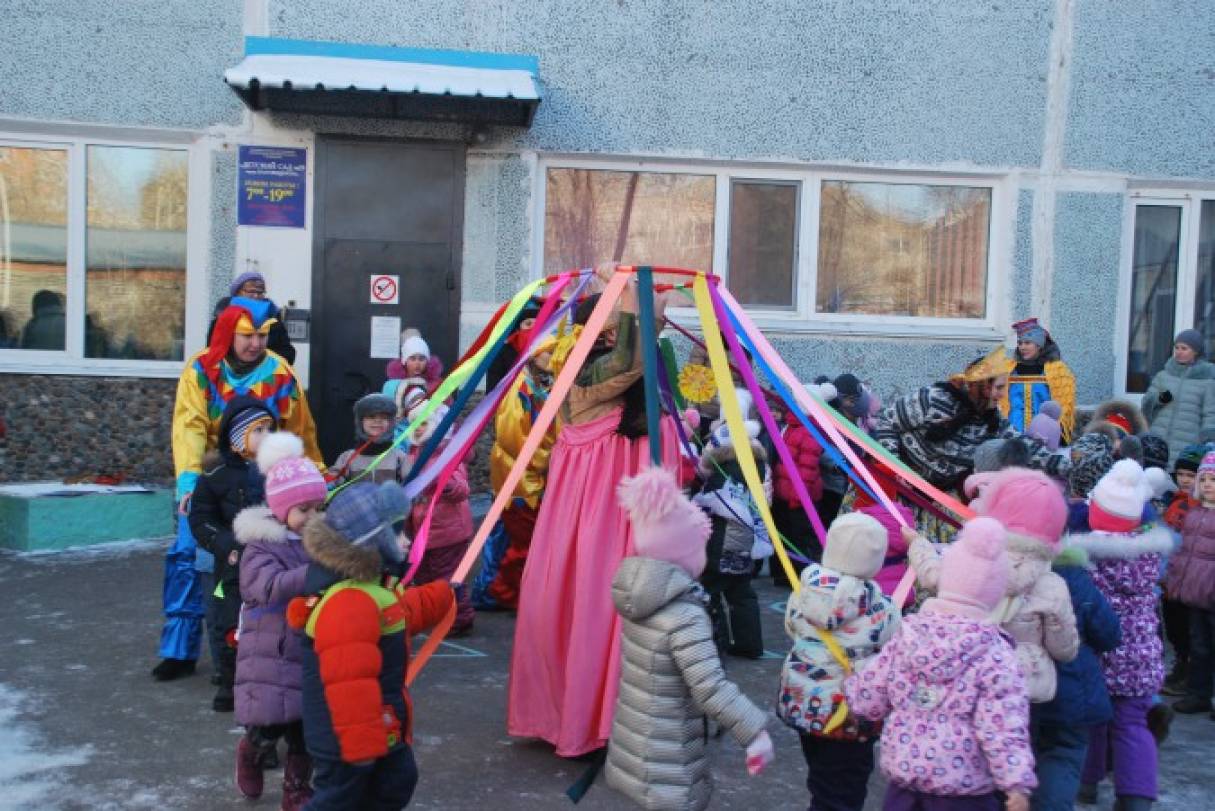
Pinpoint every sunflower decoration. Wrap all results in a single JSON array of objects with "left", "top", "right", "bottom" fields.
[{"left": 679, "top": 363, "right": 716, "bottom": 404}]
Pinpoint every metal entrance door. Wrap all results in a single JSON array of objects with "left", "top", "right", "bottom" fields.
[{"left": 311, "top": 139, "right": 464, "bottom": 462}]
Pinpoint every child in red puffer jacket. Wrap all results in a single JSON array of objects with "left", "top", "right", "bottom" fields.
[{"left": 771, "top": 395, "right": 824, "bottom": 588}]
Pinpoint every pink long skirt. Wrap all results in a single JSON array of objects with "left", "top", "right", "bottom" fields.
[{"left": 506, "top": 407, "right": 681, "bottom": 756}]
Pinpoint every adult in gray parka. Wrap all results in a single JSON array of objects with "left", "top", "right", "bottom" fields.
[
  {"left": 606, "top": 466, "right": 773, "bottom": 811},
  {"left": 1142, "top": 329, "right": 1215, "bottom": 464}
]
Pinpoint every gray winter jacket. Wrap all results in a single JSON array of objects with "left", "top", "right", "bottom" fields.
[
  {"left": 605, "top": 557, "right": 769, "bottom": 811},
  {"left": 1141, "top": 358, "right": 1215, "bottom": 464}
]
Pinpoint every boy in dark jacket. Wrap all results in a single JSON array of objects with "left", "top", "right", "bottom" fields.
[
  {"left": 189, "top": 395, "right": 275, "bottom": 712},
  {"left": 1033, "top": 546, "right": 1122, "bottom": 811},
  {"left": 294, "top": 481, "right": 455, "bottom": 810}
]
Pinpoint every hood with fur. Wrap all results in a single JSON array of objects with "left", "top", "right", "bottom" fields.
[
  {"left": 301, "top": 513, "right": 383, "bottom": 582},
  {"left": 1085, "top": 400, "right": 1148, "bottom": 438},
  {"left": 233, "top": 505, "right": 289, "bottom": 546},
  {"left": 696, "top": 438, "right": 767, "bottom": 475},
  {"left": 1064, "top": 525, "right": 1174, "bottom": 561}
]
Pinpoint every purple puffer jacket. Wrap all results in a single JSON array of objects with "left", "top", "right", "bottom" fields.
[
  {"left": 1166, "top": 505, "right": 1215, "bottom": 610},
  {"left": 233, "top": 506, "right": 310, "bottom": 727},
  {"left": 1067, "top": 526, "right": 1173, "bottom": 697},
  {"left": 845, "top": 606, "right": 1037, "bottom": 797}
]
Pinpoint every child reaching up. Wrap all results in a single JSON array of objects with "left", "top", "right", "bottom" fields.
[
  {"left": 777, "top": 512, "right": 900, "bottom": 811},
  {"left": 846, "top": 516, "right": 1037, "bottom": 811},
  {"left": 605, "top": 466, "right": 773, "bottom": 811},
  {"left": 329, "top": 393, "right": 411, "bottom": 486}
]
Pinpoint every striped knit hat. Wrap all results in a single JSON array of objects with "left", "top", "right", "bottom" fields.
[{"left": 228, "top": 407, "right": 274, "bottom": 459}]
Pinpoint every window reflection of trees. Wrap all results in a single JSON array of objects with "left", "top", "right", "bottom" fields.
[
  {"left": 86, "top": 147, "right": 188, "bottom": 361},
  {"left": 817, "top": 181, "right": 990, "bottom": 318}
]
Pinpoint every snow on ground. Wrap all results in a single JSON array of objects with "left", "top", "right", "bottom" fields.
[{"left": 0, "top": 685, "right": 92, "bottom": 811}]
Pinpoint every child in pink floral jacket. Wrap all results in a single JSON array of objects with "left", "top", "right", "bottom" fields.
[{"left": 846, "top": 516, "right": 1036, "bottom": 811}]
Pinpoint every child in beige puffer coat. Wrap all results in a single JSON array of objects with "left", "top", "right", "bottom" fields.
[{"left": 909, "top": 467, "right": 1079, "bottom": 702}]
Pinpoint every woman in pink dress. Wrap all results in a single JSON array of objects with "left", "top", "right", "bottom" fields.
[{"left": 508, "top": 272, "right": 680, "bottom": 757}]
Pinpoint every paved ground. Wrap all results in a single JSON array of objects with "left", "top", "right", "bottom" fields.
[{"left": 2, "top": 538, "right": 1214, "bottom": 811}]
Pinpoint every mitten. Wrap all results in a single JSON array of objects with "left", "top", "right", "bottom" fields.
[{"left": 745, "top": 730, "right": 774, "bottom": 776}]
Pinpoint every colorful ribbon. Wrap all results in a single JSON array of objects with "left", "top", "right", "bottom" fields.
[
  {"left": 691, "top": 274, "right": 800, "bottom": 589},
  {"left": 636, "top": 266, "right": 663, "bottom": 466}
]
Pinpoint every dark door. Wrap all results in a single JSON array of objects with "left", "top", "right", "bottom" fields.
[{"left": 311, "top": 139, "right": 464, "bottom": 462}]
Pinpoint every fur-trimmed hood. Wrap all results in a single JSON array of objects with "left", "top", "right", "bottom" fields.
[
  {"left": 1064, "top": 525, "right": 1174, "bottom": 561},
  {"left": 1085, "top": 400, "right": 1148, "bottom": 437},
  {"left": 301, "top": 514, "right": 382, "bottom": 582},
  {"left": 233, "top": 505, "right": 289, "bottom": 546},
  {"left": 697, "top": 438, "right": 767, "bottom": 474}
]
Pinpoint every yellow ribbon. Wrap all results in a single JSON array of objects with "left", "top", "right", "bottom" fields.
[{"left": 692, "top": 275, "right": 799, "bottom": 591}]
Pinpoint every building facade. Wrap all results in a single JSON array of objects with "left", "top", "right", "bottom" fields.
[{"left": 1, "top": 0, "right": 1212, "bottom": 481}]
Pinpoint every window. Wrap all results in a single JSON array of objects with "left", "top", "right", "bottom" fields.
[
  {"left": 728, "top": 180, "right": 798, "bottom": 309},
  {"left": 1120, "top": 195, "right": 1215, "bottom": 394},
  {"left": 538, "top": 159, "right": 1003, "bottom": 331},
  {"left": 543, "top": 168, "right": 715, "bottom": 274},
  {"left": 86, "top": 146, "right": 188, "bottom": 360},
  {"left": 0, "top": 136, "right": 196, "bottom": 373},
  {"left": 0, "top": 146, "right": 68, "bottom": 350},
  {"left": 817, "top": 181, "right": 990, "bottom": 318}
]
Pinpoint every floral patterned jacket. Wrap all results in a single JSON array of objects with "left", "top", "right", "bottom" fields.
[
  {"left": 777, "top": 563, "right": 899, "bottom": 740},
  {"left": 845, "top": 607, "right": 1037, "bottom": 796}
]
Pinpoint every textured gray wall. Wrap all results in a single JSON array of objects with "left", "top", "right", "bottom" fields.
[
  {"left": 270, "top": 0, "right": 1052, "bottom": 166},
  {"left": 1067, "top": 1, "right": 1215, "bottom": 178},
  {"left": 1049, "top": 192, "right": 1125, "bottom": 404},
  {"left": 4, "top": 0, "right": 245, "bottom": 128}
]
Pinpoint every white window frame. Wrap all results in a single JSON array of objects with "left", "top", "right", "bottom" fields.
[
  {"left": 532, "top": 154, "right": 1011, "bottom": 340},
  {"left": 0, "top": 130, "right": 209, "bottom": 378},
  {"left": 1115, "top": 188, "right": 1215, "bottom": 398}
]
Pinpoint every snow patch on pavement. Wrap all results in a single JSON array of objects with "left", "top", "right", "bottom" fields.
[{"left": 0, "top": 684, "right": 92, "bottom": 810}]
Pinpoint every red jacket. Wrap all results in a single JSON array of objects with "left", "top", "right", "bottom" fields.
[
  {"left": 1166, "top": 491, "right": 1197, "bottom": 532},
  {"left": 772, "top": 415, "right": 824, "bottom": 505}
]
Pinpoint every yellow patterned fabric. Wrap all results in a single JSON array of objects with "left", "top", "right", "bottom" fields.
[
  {"left": 998, "top": 359, "right": 1076, "bottom": 443},
  {"left": 489, "top": 370, "right": 559, "bottom": 508},
  {"left": 548, "top": 324, "right": 584, "bottom": 379}
]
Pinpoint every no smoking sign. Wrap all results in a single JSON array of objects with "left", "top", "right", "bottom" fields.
[{"left": 369, "top": 274, "right": 399, "bottom": 305}]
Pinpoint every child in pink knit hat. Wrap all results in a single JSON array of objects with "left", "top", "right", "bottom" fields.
[
  {"left": 910, "top": 467, "right": 1079, "bottom": 704},
  {"left": 604, "top": 466, "right": 773, "bottom": 810},
  {"left": 847, "top": 516, "right": 1036, "bottom": 811}
]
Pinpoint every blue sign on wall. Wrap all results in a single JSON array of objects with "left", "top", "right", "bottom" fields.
[{"left": 237, "top": 146, "right": 307, "bottom": 228}]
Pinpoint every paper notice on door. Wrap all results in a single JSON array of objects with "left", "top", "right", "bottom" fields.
[{"left": 370, "top": 316, "right": 402, "bottom": 359}]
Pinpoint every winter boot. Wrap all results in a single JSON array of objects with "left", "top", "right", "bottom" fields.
[
  {"left": 1147, "top": 702, "right": 1174, "bottom": 744},
  {"left": 151, "top": 658, "right": 196, "bottom": 681},
  {"left": 280, "top": 753, "right": 313, "bottom": 811},
  {"left": 1116, "top": 796, "right": 1153, "bottom": 811},
  {"left": 1172, "top": 695, "right": 1212, "bottom": 714},
  {"left": 1162, "top": 658, "right": 1189, "bottom": 696},
  {"left": 235, "top": 735, "right": 265, "bottom": 799},
  {"left": 1076, "top": 783, "right": 1098, "bottom": 805},
  {"left": 212, "top": 647, "right": 236, "bottom": 712}
]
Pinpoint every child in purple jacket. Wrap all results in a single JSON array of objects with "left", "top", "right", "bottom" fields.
[
  {"left": 1068, "top": 460, "right": 1173, "bottom": 811},
  {"left": 846, "top": 516, "right": 1036, "bottom": 811},
  {"left": 231, "top": 433, "right": 328, "bottom": 809}
]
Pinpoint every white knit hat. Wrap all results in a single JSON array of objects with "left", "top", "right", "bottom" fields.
[
  {"left": 400, "top": 334, "right": 430, "bottom": 361},
  {"left": 1089, "top": 459, "right": 1152, "bottom": 531},
  {"left": 821, "top": 512, "right": 888, "bottom": 580}
]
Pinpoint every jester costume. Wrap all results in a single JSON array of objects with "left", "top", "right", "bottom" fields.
[
  {"left": 158, "top": 299, "right": 321, "bottom": 670},
  {"left": 999, "top": 317, "right": 1076, "bottom": 443}
]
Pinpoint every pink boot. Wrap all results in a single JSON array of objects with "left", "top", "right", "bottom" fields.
[
  {"left": 280, "top": 752, "right": 313, "bottom": 811},
  {"left": 235, "top": 735, "right": 264, "bottom": 799}
]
